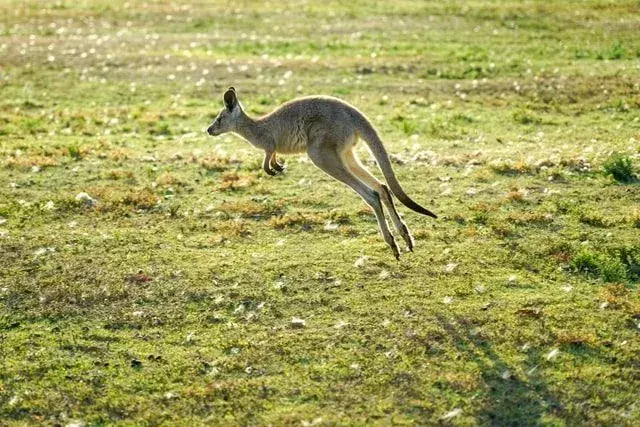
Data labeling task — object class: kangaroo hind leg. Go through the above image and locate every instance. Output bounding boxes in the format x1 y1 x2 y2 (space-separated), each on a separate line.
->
341 148 415 251
308 144 400 259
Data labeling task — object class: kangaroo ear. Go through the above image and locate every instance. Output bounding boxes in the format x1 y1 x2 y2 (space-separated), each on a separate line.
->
224 88 237 110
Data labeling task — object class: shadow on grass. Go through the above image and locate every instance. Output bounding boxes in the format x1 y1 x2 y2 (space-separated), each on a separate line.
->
434 314 566 425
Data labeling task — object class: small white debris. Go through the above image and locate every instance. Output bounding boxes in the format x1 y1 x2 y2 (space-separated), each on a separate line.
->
440 408 462 420
334 320 348 329
132 311 144 317
466 188 478 196
185 332 196 343
382 319 391 327
245 366 253 374
439 185 452 196
75 192 97 207
378 269 390 280
599 301 609 310
68 221 77 228
0 216 6 225
526 366 538 376
43 200 55 210
507 275 517 285
0 230 8 239
323 221 338 231
521 342 531 351
562 284 573 293
164 392 177 399
474 284 486 294
34 247 55 256
234 304 245 314
501 370 512 380
354 255 369 268
444 263 458 273
301 418 323 427
275 239 285 246
274 280 284 289
546 348 560 361
442 296 454 305
31 165 41 173
290 317 306 328
65 421 85 427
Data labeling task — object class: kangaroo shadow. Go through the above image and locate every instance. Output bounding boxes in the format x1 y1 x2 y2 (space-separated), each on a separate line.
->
433 314 566 426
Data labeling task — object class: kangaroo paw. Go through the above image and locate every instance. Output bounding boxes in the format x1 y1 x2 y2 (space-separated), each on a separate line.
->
390 242 401 260
272 161 285 173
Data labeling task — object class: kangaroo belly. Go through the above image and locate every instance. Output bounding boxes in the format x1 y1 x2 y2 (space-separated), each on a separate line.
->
276 138 307 153
275 124 308 153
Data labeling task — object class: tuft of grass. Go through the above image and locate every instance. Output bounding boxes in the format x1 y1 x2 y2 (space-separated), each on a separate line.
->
602 153 634 183
599 41 626 60
512 109 542 125
571 250 627 283
578 211 614 228
198 155 231 172
218 170 257 191
489 159 535 175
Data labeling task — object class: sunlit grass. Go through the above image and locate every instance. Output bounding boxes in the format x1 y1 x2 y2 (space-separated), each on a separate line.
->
1 0 639 425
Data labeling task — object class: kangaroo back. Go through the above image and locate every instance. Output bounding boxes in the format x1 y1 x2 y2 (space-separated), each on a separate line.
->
350 110 437 218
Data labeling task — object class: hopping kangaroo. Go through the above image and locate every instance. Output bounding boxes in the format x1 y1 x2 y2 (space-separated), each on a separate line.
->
207 87 437 259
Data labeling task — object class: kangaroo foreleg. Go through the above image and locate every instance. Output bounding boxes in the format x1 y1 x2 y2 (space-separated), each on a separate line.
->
262 151 277 176
270 152 285 173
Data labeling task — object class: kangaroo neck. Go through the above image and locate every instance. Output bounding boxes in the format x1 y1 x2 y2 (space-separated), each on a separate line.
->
234 113 271 150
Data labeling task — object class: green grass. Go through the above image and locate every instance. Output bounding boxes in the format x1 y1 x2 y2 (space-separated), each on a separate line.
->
1 0 640 425
603 153 635 183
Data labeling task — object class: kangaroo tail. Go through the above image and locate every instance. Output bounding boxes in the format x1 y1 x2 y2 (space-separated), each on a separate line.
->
351 110 437 219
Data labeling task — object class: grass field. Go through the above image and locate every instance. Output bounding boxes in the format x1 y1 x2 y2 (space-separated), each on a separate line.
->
1 0 640 425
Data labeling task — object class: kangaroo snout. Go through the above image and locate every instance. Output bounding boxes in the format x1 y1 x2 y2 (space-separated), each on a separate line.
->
206 126 217 136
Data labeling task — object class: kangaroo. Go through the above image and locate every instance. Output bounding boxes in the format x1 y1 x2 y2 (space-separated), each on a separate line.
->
206 87 437 259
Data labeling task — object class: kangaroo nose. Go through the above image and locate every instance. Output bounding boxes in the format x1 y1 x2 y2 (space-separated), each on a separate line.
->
206 127 214 135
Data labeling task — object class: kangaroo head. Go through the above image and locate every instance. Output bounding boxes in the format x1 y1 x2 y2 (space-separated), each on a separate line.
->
207 87 242 136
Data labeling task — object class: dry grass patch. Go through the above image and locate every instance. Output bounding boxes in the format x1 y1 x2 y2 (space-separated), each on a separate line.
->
578 212 615 228
90 187 160 211
505 187 527 202
218 171 257 191
213 219 252 238
218 199 285 219
556 331 597 347
198 155 233 172
3 154 59 170
489 158 536 175
105 169 135 180
268 212 325 230
156 172 184 187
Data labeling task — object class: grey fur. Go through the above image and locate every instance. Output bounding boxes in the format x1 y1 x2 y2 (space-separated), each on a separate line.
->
207 88 437 258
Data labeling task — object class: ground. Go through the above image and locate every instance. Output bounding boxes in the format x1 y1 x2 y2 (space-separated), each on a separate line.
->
1 0 639 425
